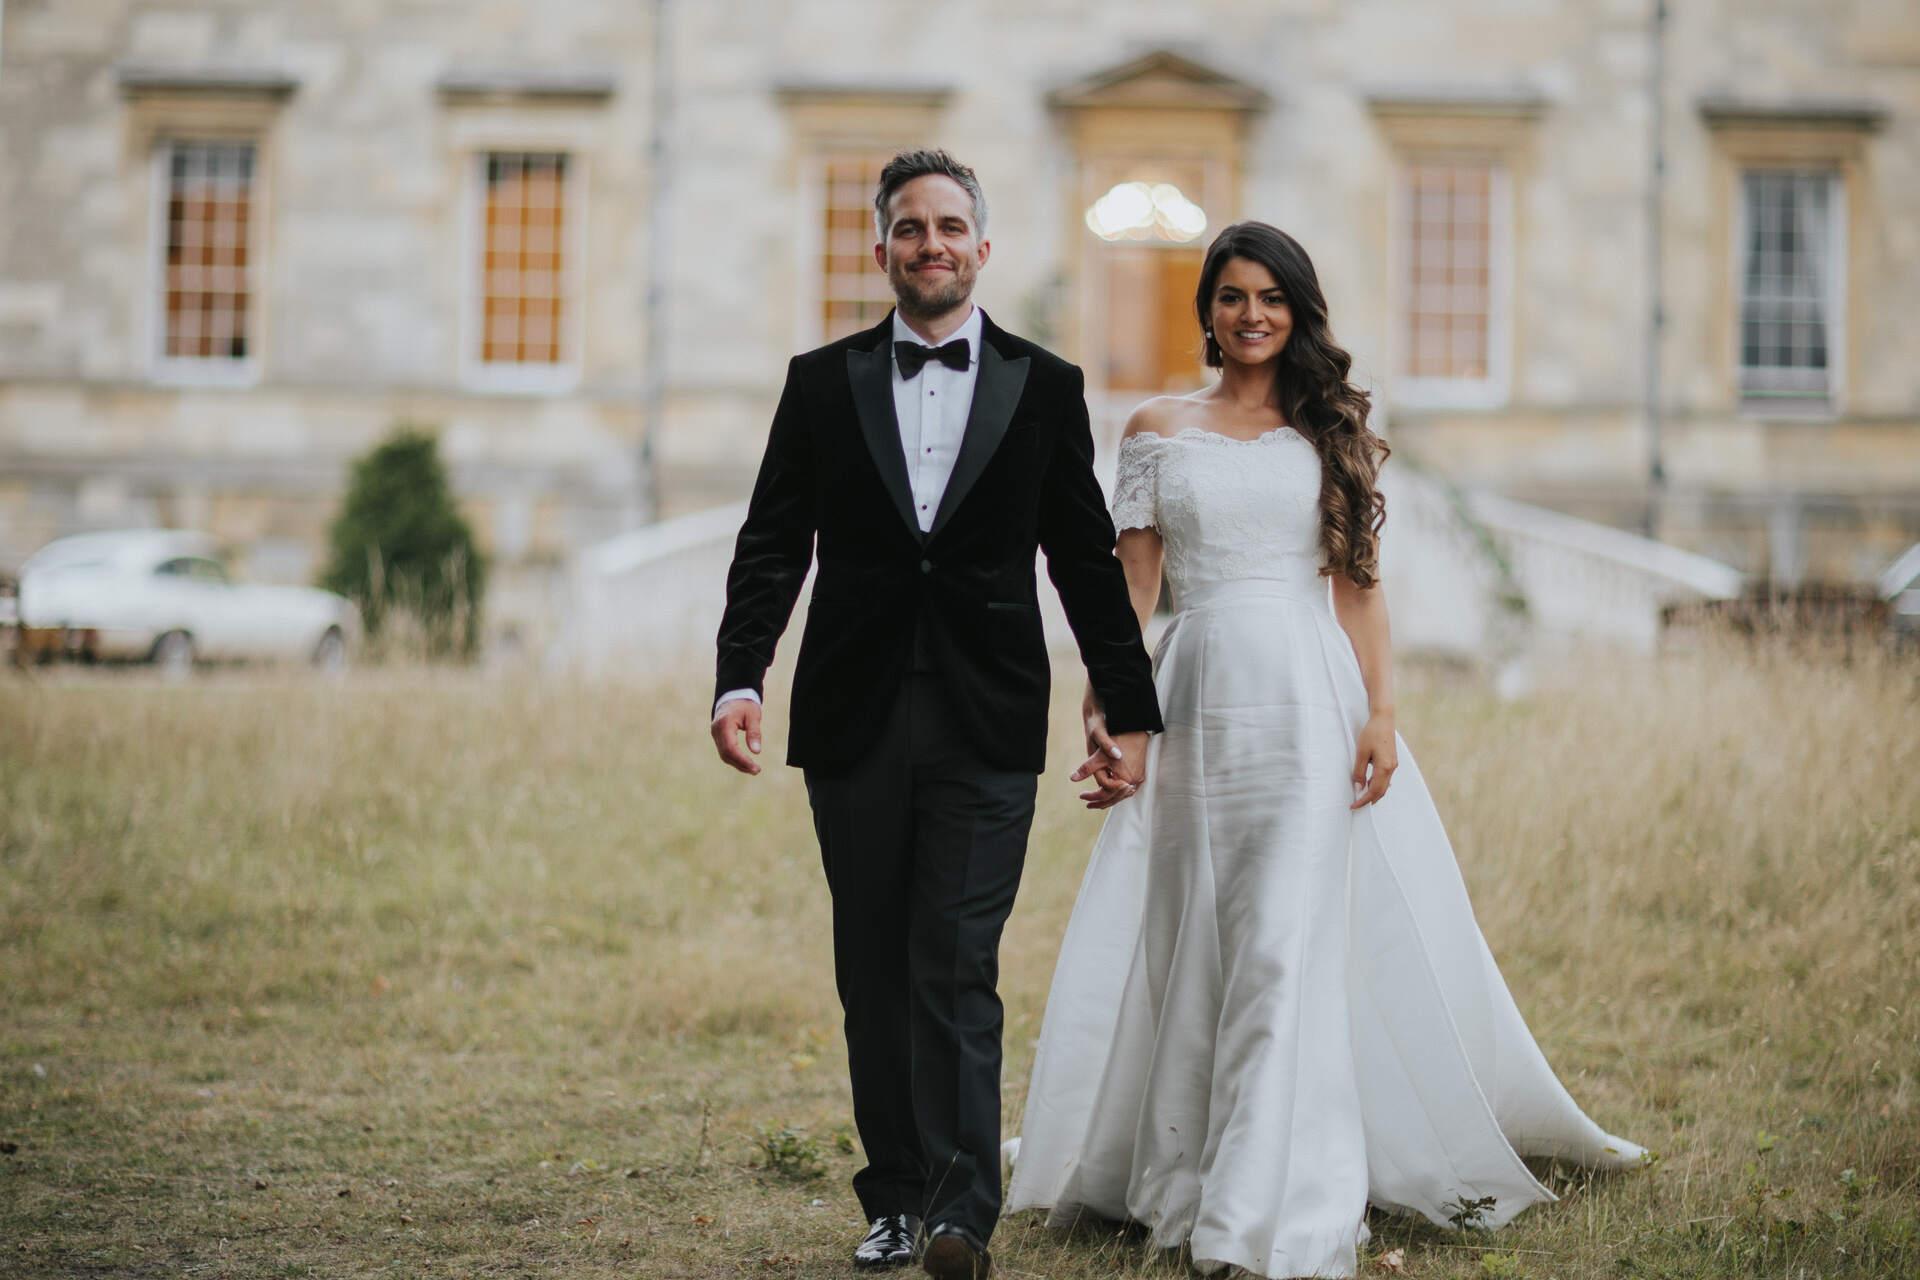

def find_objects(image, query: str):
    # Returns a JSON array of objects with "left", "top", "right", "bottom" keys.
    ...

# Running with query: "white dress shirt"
[
  {"left": 891, "top": 305, "right": 984, "bottom": 533},
  {"left": 714, "top": 307, "right": 986, "bottom": 718}
]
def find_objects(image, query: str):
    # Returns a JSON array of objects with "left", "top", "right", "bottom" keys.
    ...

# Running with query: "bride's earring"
[{"left": 1203, "top": 328, "right": 1220, "bottom": 364}]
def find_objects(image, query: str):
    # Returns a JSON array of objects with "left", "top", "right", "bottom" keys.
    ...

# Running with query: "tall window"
[
  {"left": 819, "top": 153, "right": 894, "bottom": 342},
  {"left": 1401, "top": 159, "right": 1504, "bottom": 392},
  {"left": 1739, "top": 170, "right": 1842, "bottom": 407},
  {"left": 161, "top": 141, "right": 255, "bottom": 363},
  {"left": 480, "top": 152, "right": 569, "bottom": 367}
]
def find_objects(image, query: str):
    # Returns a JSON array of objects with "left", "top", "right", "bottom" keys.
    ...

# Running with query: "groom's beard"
[{"left": 889, "top": 252, "right": 976, "bottom": 321}]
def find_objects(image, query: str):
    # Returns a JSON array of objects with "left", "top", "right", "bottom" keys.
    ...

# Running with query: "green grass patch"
[{"left": 2, "top": 648, "right": 1916, "bottom": 1277}]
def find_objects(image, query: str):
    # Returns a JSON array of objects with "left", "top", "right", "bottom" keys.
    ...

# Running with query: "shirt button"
[{"left": 919, "top": 559, "right": 933, "bottom": 574}]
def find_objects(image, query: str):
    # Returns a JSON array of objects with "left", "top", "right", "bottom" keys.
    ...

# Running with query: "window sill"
[
  {"left": 1737, "top": 396, "right": 1838, "bottom": 422},
  {"left": 150, "top": 359, "right": 262, "bottom": 389},
  {"left": 459, "top": 364, "right": 583, "bottom": 396},
  {"left": 1392, "top": 377, "right": 1510, "bottom": 412}
]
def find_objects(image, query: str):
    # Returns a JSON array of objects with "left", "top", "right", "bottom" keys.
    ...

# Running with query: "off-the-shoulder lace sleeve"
[{"left": 1110, "top": 432, "right": 1167, "bottom": 532}]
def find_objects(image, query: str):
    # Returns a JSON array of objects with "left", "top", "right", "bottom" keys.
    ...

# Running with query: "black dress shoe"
[
  {"left": 921, "top": 1221, "right": 991, "bottom": 1280},
  {"left": 854, "top": 1213, "right": 923, "bottom": 1270}
]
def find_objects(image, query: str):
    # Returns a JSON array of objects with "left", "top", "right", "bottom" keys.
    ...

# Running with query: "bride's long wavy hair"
[{"left": 1196, "top": 222, "right": 1388, "bottom": 588}]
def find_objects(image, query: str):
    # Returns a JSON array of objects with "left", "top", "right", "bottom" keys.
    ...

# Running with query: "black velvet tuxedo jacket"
[{"left": 714, "top": 312, "right": 1163, "bottom": 774}]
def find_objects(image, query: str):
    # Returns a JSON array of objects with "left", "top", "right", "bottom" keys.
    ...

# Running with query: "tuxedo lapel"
[
  {"left": 846, "top": 325, "right": 920, "bottom": 538},
  {"left": 929, "top": 325, "right": 1029, "bottom": 540}
]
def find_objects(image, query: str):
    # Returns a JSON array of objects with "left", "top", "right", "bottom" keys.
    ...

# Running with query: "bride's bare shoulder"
[{"left": 1121, "top": 394, "right": 1204, "bottom": 442}]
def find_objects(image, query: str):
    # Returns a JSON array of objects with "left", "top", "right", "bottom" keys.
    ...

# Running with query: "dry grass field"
[{"left": 2, "top": 644, "right": 1916, "bottom": 1279}]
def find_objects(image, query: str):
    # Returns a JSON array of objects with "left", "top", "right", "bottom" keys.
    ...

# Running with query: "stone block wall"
[{"left": 2, "top": 0, "right": 1915, "bottom": 619}]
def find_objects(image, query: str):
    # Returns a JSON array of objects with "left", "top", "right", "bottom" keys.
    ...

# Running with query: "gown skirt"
[{"left": 1006, "top": 575, "right": 1643, "bottom": 1279}]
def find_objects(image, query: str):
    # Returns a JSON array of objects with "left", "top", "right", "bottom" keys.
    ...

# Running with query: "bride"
[{"left": 1006, "top": 221, "right": 1643, "bottom": 1279}]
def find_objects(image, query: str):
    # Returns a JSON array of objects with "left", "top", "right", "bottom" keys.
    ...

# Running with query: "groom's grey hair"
[{"left": 873, "top": 149, "right": 989, "bottom": 243}]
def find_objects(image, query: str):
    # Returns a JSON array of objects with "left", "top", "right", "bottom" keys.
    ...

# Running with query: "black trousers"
[{"left": 804, "top": 671, "right": 1038, "bottom": 1241}]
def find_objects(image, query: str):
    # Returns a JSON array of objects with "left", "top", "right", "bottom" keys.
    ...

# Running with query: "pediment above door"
[{"left": 1047, "top": 49, "right": 1270, "bottom": 115}]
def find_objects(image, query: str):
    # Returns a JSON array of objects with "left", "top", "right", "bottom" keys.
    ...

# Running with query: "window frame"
[
  {"left": 155, "top": 556, "right": 232, "bottom": 585},
  {"left": 1390, "top": 155, "right": 1514, "bottom": 411},
  {"left": 146, "top": 138, "right": 265, "bottom": 387},
  {"left": 458, "top": 147, "right": 587, "bottom": 395},
  {"left": 776, "top": 86, "right": 952, "bottom": 351},
  {"left": 1699, "top": 101, "right": 1883, "bottom": 421},
  {"left": 1732, "top": 167, "right": 1848, "bottom": 417},
  {"left": 804, "top": 150, "right": 900, "bottom": 347}
]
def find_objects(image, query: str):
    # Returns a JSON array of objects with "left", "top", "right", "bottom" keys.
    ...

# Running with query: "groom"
[{"left": 711, "top": 150, "right": 1161, "bottom": 1278}]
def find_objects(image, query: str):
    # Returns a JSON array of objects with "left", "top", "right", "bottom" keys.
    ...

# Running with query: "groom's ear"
[
  {"left": 975, "top": 237, "right": 991, "bottom": 269},
  {"left": 873, "top": 238, "right": 887, "bottom": 271}
]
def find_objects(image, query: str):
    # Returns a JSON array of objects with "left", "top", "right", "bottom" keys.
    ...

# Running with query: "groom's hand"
[{"left": 711, "top": 699, "right": 764, "bottom": 776}]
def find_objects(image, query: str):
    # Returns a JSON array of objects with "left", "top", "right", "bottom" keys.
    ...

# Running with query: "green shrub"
[
  {"left": 320, "top": 427, "right": 485, "bottom": 657},
  {"left": 751, "top": 1124, "right": 825, "bottom": 1181}
]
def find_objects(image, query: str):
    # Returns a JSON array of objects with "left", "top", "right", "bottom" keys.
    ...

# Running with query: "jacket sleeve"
[
  {"left": 1036, "top": 366, "right": 1165, "bottom": 737},
  {"left": 714, "top": 358, "right": 816, "bottom": 706}
]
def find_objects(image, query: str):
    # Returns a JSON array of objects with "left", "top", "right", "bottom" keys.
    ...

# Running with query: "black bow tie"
[{"left": 894, "top": 339, "right": 971, "bottom": 379}]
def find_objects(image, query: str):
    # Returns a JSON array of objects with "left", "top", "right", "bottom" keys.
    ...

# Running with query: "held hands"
[
  {"left": 1351, "top": 711, "right": 1398, "bottom": 808},
  {"left": 715, "top": 687, "right": 1156, "bottom": 799},
  {"left": 1074, "top": 689, "right": 1149, "bottom": 810},
  {"left": 711, "top": 698, "right": 764, "bottom": 776}
]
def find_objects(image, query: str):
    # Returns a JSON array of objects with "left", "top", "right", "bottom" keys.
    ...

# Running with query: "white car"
[{"left": 16, "top": 529, "right": 358, "bottom": 673}]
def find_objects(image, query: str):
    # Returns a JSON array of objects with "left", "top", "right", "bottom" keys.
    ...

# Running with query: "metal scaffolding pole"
[
  {"left": 639, "top": 0, "right": 672, "bottom": 524},
  {"left": 1644, "top": 0, "right": 1669, "bottom": 539}
]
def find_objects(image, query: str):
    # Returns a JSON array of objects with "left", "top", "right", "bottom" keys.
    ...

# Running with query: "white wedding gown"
[{"left": 1006, "top": 427, "right": 1642, "bottom": 1279}]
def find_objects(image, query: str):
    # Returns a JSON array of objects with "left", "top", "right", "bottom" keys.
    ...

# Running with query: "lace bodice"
[{"left": 1110, "top": 427, "right": 1325, "bottom": 603}]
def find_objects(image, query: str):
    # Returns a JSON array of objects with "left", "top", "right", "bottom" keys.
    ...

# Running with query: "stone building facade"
[{"left": 2, "top": 0, "right": 1917, "bottom": 627}]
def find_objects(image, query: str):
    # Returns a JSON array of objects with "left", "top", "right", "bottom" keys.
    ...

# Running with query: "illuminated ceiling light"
[
  {"left": 1151, "top": 183, "right": 1208, "bottom": 240},
  {"left": 1085, "top": 180, "right": 1209, "bottom": 243}
]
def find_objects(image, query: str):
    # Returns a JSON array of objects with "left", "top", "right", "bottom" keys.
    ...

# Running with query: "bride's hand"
[
  {"left": 1073, "top": 731, "right": 1148, "bottom": 809},
  {"left": 1081, "top": 684, "right": 1109, "bottom": 758},
  {"left": 1350, "top": 713, "right": 1398, "bottom": 808}
]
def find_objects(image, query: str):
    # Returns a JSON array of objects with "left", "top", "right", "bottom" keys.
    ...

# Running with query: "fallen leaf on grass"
[
  {"left": 1374, "top": 1247, "right": 1408, "bottom": 1273},
  {"left": 337, "top": 1187, "right": 353, "bottom": 1198},
  {"left": 252, "top": 1179, "right": 269, "bottom": 1190},
  {"left": 0, "top": 1140, "right": 17, "bottom": 1155},
  {"left": 692, "top": 1215, "right": 712, "bottom": 1225}
]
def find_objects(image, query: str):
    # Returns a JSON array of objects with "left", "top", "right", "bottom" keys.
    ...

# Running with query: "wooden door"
[
  {"left": 1155, "top": 249, "right": 1205, "bottom": 390},
  {"left": 1102, "top": 246, "right": 1206, "bottom": 393}
]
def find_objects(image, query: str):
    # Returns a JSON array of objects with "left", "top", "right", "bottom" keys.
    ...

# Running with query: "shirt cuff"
[{"left": 712, "top": 688, "right": 761, "bottom": 721}]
